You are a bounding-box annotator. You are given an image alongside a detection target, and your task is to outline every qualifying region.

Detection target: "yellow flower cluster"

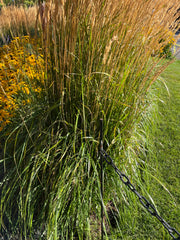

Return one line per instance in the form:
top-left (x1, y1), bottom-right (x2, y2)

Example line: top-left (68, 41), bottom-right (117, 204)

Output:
top-left (159, 30), bottom-right (176, 54)
top-left (167, 31), bottom-right (176, 45)
top-left (0, 36), bottom-right (45, 131)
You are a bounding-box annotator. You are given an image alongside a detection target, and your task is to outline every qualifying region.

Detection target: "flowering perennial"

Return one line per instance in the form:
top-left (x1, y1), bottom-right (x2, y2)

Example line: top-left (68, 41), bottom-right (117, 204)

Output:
top-left (0, 36), bottom-right (45, 131)
top-left (159, 30), bottom-right (176, 56)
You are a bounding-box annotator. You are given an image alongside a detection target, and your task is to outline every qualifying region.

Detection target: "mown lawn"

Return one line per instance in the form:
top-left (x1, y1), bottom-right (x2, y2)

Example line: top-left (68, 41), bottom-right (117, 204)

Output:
top-left (138, 60), bottom-right (180, 240)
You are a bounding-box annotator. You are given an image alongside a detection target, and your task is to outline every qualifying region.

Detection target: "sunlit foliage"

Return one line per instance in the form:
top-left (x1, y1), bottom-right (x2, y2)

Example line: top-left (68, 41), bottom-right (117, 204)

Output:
top-left (0, 36), bottom-right (44, 131)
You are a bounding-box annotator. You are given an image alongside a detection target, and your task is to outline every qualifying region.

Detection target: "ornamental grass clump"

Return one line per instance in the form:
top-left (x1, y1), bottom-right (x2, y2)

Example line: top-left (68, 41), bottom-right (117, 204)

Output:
top-left (0, 0), bottom-right (180, 239)
top-left (40, 0), bottom-right (179, 143)
top-left (0, 5), bottom-right (37, 45)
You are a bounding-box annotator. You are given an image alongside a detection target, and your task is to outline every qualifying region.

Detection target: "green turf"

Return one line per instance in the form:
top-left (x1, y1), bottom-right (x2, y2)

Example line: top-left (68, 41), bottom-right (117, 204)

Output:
top-left (137, 60), bottom-right (180, 240)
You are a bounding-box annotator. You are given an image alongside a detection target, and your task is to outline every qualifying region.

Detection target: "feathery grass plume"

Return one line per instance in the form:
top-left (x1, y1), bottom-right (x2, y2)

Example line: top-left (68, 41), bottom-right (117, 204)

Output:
top-left (39, 0), bottom-right (180, 142)
top-left (0, 0), bottom-right (180, 239)
top-left (0, 4), bottom-right (38, 44)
